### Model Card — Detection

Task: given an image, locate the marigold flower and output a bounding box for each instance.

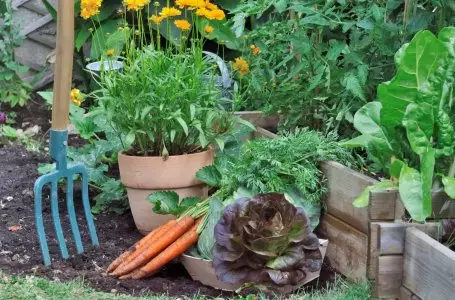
[106,49,115,56]
[149,15,164,24]
[206,9,225,20]
[196,7,209,17]
[160,7,182,18]
[204,25,214,33]
[250,45,260,55]
[176,0,206,9]
[174,19,191,31]
[80,0,102,19]
[232,57,249,76]
[70,88,84,106]
[205,2,218,10]
[123,0,150,11]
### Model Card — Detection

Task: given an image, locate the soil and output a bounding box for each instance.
[0,98,338,298]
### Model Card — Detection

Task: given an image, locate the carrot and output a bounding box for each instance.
[112,216,195,277]
[132,218,203,280]
[107,219,177,273]
[111,219,177,273]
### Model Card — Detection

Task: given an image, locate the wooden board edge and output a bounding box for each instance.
[374,255,403,299]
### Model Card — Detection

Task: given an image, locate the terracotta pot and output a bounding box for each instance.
[118,149,213,235]
[181,239,328,293]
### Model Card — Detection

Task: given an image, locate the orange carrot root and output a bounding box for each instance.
[132,218,203,280]
[112,216,195,277]
[107,219,176,274]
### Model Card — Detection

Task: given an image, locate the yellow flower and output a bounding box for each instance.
[174,19,191,31]
[232,57,249,76]
[80,0,102,19]
[206,9,225,20]
[160,7,182,18]
[70,88,83,106]
[106,49,115,56]
[149,15,164,24]
[196,7,209,17]
[176,0,206,9]
[250,45,260,55]
[123,0,150,11]
[205,2,218,10]
[204,25,214,33]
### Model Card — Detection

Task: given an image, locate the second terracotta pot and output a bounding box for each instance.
[118,148,213,235]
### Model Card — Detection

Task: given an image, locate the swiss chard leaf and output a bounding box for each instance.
[197,197,224,260]
[352,180,397,207]
[442,176,455,199]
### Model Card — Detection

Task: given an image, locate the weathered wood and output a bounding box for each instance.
[234,111,280,131]
[12,0,31,9]
[20,14,53,36]
[15,39,53,71]
[23,0,55,15]
[378,222,441,255]
[400,286,422,300]
[28,21,57,48]
[320,161,398,233]
[375,256,403,298]
[367,223,380,279]
[403,227,455,300]
[252,127,277,139]
[317,213,368,280]
[430,190,455,219]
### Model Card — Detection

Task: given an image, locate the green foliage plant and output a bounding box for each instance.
[228,0,455,135]
[0,1,31,107]
[342,27,455,222]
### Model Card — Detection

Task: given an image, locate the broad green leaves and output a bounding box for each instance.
[378,30,448,128]
[197,197,224,260]
[352,180,397,207]
[147,191,199,216]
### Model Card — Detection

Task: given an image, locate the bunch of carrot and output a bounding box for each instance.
[107,215,205,280]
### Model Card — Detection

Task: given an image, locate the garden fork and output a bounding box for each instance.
[34,1,99,266]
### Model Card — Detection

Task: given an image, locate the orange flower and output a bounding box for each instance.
[160,7,182,18]
[204,25,214,33]
[232,57,249,76]
[250,45,260,55]
[149,15,164,24]
[70,88,84,106]
[106,49,115,56]
[176,0,206,9]
[196,7,209,17]
[80,0,102,19]
[205,2,218,10]
[123,0,150,11]
[174,19,191,31]
[206,9,225,20]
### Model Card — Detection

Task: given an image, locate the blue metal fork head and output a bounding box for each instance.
[34,130,99,266]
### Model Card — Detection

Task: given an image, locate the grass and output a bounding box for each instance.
[0,271,370,300]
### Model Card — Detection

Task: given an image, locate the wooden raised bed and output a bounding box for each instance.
[234,111,280,132]
[250,126,455,297]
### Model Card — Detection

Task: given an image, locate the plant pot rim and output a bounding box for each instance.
[118,147,213,159]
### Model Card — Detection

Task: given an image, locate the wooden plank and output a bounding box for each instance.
[403,227,455,300]
[12,0,31,9]
[400,286,422,300]
[317,213,368,280]
[378,222,441,255]
[320,161,381,233]
[14,39,53,71]
[369,189,399,220]
[234,111,280,131]
[253,127,277,139]
[20,14,53,36]
[375,256,403,298]
[28,21,56,48]
[367,223,380,279]
[430,190,455,219]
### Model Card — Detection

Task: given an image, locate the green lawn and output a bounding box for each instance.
[0,271,370,300]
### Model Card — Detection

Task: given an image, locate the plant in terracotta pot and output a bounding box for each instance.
[92,1,246,234]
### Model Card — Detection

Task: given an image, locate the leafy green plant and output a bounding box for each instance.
[0,1,31,107]
[342,27,455,222]
[213,193,322,291]
[230,0,455,135]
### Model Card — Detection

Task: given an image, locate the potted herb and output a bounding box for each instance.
[342,27,455,222]
[91,1,245,234]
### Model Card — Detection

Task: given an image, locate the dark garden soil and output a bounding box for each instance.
[0,97,338,298]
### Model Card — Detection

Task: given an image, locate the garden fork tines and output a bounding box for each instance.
[34,0,99,266]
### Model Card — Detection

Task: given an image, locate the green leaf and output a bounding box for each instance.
[352,180,397,207]
[124,131,135,149]
[300,15,329,26]
[231,13,247,37]
[180,196,200,210]
[37,163,55,175]
[378,30,448,128]
[420,148,435,219]
[399,164,429,222]
[75,23,91,51]
[197,197,224,260]
[342,73,365,100]
[147,191,180,215]
[215,138,225,151]
[42,0,57,21]
[175,117,189,136]
[340,135,372,148]
[442,176,455,199]
[390,159,405,178]
[196,165,222,187]
[403,103,434,140]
